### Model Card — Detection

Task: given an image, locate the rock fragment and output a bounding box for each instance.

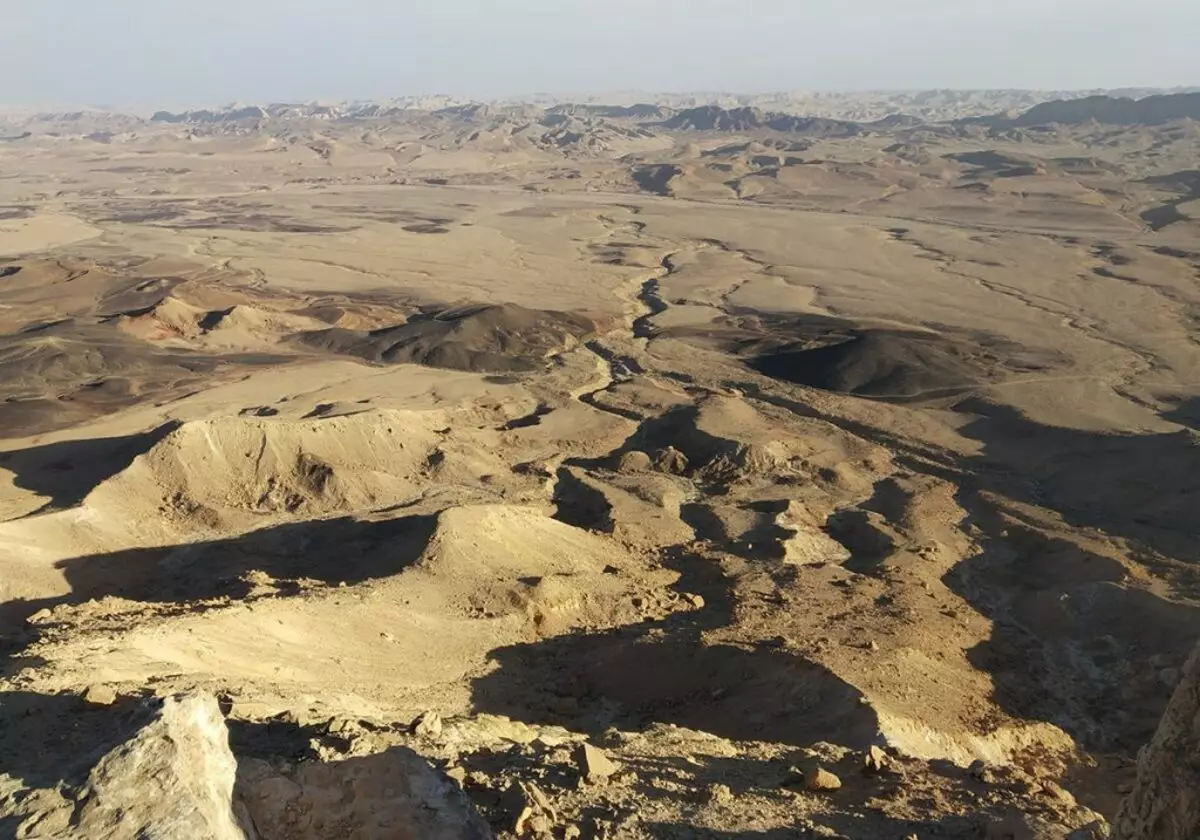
[83,684,119,706]
[506,781,557,836]
[653,446,688,475]
[708,783,734,804]
[805,766,843,792]
[617,450,653,473]
[577,742,619,783]
[413,710,443,739]
[864,745,889,773]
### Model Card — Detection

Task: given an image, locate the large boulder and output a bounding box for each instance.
[66,692,249,839]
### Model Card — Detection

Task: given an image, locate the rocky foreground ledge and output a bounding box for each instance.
[14,678,1200,839]
[1,692,489,839]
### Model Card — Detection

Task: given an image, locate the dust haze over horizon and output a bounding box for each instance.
[3,0,1199,107]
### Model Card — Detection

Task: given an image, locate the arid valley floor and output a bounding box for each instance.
[1,92,1200,838]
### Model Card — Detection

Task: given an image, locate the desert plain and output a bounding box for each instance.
[0,91,1199,838]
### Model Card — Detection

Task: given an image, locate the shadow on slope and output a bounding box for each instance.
[471,627,879,750]
[0,422,180,510]
[734,383,1200,754]
[680,313,1062,404]
[0,513,438,630]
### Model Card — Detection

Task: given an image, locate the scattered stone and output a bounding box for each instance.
[413,710,443,739]
[577,742,619,783]
[653,446,689,475]
[864,745,889,773]
[445,766,467,785]
[805,766,843,792]
[984,812,1072,840]
[525,781,556,817]
[617,450,653,473]
[504,784,536,835]
[326,715,367,737]
[708,783,735,804]
[83,684,119,706]
[1036,779,1076,806]
[970,759,1002,785]
[1158,668,1181,688]
[683,593,705,608]
[867,639,880,652]
[506,781,557,836]
[777,502,852,566]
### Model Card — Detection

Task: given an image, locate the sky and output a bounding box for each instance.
[2,0,1198,107]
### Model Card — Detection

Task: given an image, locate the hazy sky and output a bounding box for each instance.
[3,0,1198,106]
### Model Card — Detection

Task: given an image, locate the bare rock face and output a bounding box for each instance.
[70,692,249,840]
[1113,643,1200,840]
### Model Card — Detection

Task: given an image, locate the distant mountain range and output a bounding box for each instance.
[7,89,1199,137]
[1011,92,1200,126]
[659,106,863,137]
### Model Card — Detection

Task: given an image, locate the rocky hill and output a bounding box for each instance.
[660,106,862,136]
[1013,92,1200,126]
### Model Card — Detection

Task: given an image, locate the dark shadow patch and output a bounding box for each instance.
[471,628,878,749]
[500,403,552,430]
[632,164,681,197]
[728,382,1200,756]
[939,399,1200,751]
[751,330,982,401]
[1141,202,1187,232]
[0,514,438,631]
[946,150,1042,178]
[0,206,33,220]
[0,691,154,791]
[827,509,897,575]
[677,312,1062,404]
[1162,396,1200,430]
[552,469,613,532]
[1139,169,1200,231]
[168,214,352,234]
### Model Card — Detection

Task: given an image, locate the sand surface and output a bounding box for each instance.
[1,96,1198,838]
